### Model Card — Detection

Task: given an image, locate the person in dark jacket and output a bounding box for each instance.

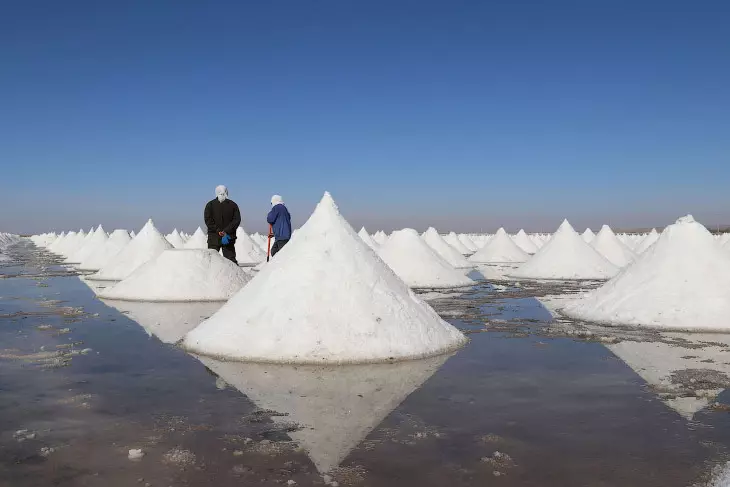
[204,185,241,263]
[267,194,292,257]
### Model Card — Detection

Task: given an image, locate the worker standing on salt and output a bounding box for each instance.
[267,194,292,257]
[204,185,241,264]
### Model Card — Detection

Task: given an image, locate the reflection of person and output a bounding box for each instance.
[267,194,292,257]
[204,185,241,264]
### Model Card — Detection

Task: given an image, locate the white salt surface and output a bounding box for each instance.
[378,229,475,289]
[166,229,185,249]
[634,229,659,254]
[78,230,131,271]
[443,232,472,255]
[582,228,595,243]
[563,215,730,330]
[91,220,172,281]
[511,220,618,280]
[67,225,108,264]
[590,225,636,267]
[99,249,249,302]
[421,228,473,269]
[235,228,266,265]
[183,192,467,364]
[358,227,380,250]
[184,227,208,249]
[512,229,538,254]
[469,228,529,264]
[458,234,478,252]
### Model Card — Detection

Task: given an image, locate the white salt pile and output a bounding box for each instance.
[358,227,380,250]
[590,225,636,267]
[78,230,131,271]
[67,225,108,264]
[378,229,475,289]
[99,249,249,302]
[234,228,266,265]
[582,228,595,243]
[563,215,730,330]
[183,192,467,363]
[444,232,472,255]
[510,220,618,280]
[469,228,529,264]
[184,227,208,249]
[421,227,473,269]
[166,229,185,249]
[458,234,478,252]
[634,228,659,254]
[372,230,388,245]
[91,220,172,281]
[512,229,538,254]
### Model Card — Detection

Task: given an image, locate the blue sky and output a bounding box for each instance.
[1,0,728,234]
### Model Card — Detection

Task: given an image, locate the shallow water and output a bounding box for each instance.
[1,241,730,486]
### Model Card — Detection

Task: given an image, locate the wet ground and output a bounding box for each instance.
[2,241,730,486]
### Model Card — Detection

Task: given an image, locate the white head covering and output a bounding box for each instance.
[215,185,228,203]
[271,194,284,206]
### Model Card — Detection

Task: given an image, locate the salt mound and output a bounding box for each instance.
[510,220,618,280]
[457,234,478,252]
[198,354,448,473]
[469,228,529,264]
[166,229,185,249]
[99,249,249,302]
[372,231,387,245]
[563,215,730,330]
[68,225,108,264]
[582,228,595,243]
[378,229,475,289]
[443,232,472,255]
[358,227,380,250]
[635,228,659,254]
[78,230,131,271]
[91,220,172,281]
[421,228,473,269]
[184,227,208,249]
[235,228,266,265]
[590,225,636,267]
[183,192,466,363]
[512,229,538,254]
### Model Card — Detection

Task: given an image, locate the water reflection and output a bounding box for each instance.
[197,354,450,474]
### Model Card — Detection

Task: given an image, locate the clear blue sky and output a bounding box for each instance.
[1,0,728,234]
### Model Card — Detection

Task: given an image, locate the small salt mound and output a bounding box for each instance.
[100,249,249,302]
[183,192,466,364]
[378,229,475,289]
[54,231,83,257]
[421,228,473,269]
[372,231,388,245]
[457,234,478,252]
[235,228,266,265]
[469,228,529,264]
[582,228,595,243]
[78,230,131,271]
[68,225,108,264]
[358,227,380,250]
[634,228,659,254]
[91,220,172,281]
[510,220,618,280]
[563,215,730,330]
[590,225,636,267]
[443,232,472,255]
[512,229,538,254]
[166,229,185,249]
[184,227,208,249]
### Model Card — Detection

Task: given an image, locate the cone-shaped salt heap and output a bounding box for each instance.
[60,230,86,257]
[563,216,730,330]
[590,225,636,267]
[373,231,388,245]
[635,228,659,254]
[91,220,172,281]
[358,227,380,250]
[511,220,618,279]
[512,229,538,254]
[469,228,529,264]
[421,228,473,269]
[166,229,185,249]
[234,227,266,265]
[51,231,78,257]
[198,354,449,473]
[378,229,475,289]
[458,234,478,252]
[99,249,249,302]
[444,232,472,255]
[184,227,208,249]
[67,225,108,264]
[78,230,131,271]
[582,228,595,243]
[47,231,66,253]
[183,192,467,363]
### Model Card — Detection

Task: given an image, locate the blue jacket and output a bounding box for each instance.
[267,203,292,240]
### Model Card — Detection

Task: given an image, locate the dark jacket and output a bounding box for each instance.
[204,199,241,242]
[267,203,292,240]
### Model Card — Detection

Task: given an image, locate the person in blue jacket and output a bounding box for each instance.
[267,194,292,257]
